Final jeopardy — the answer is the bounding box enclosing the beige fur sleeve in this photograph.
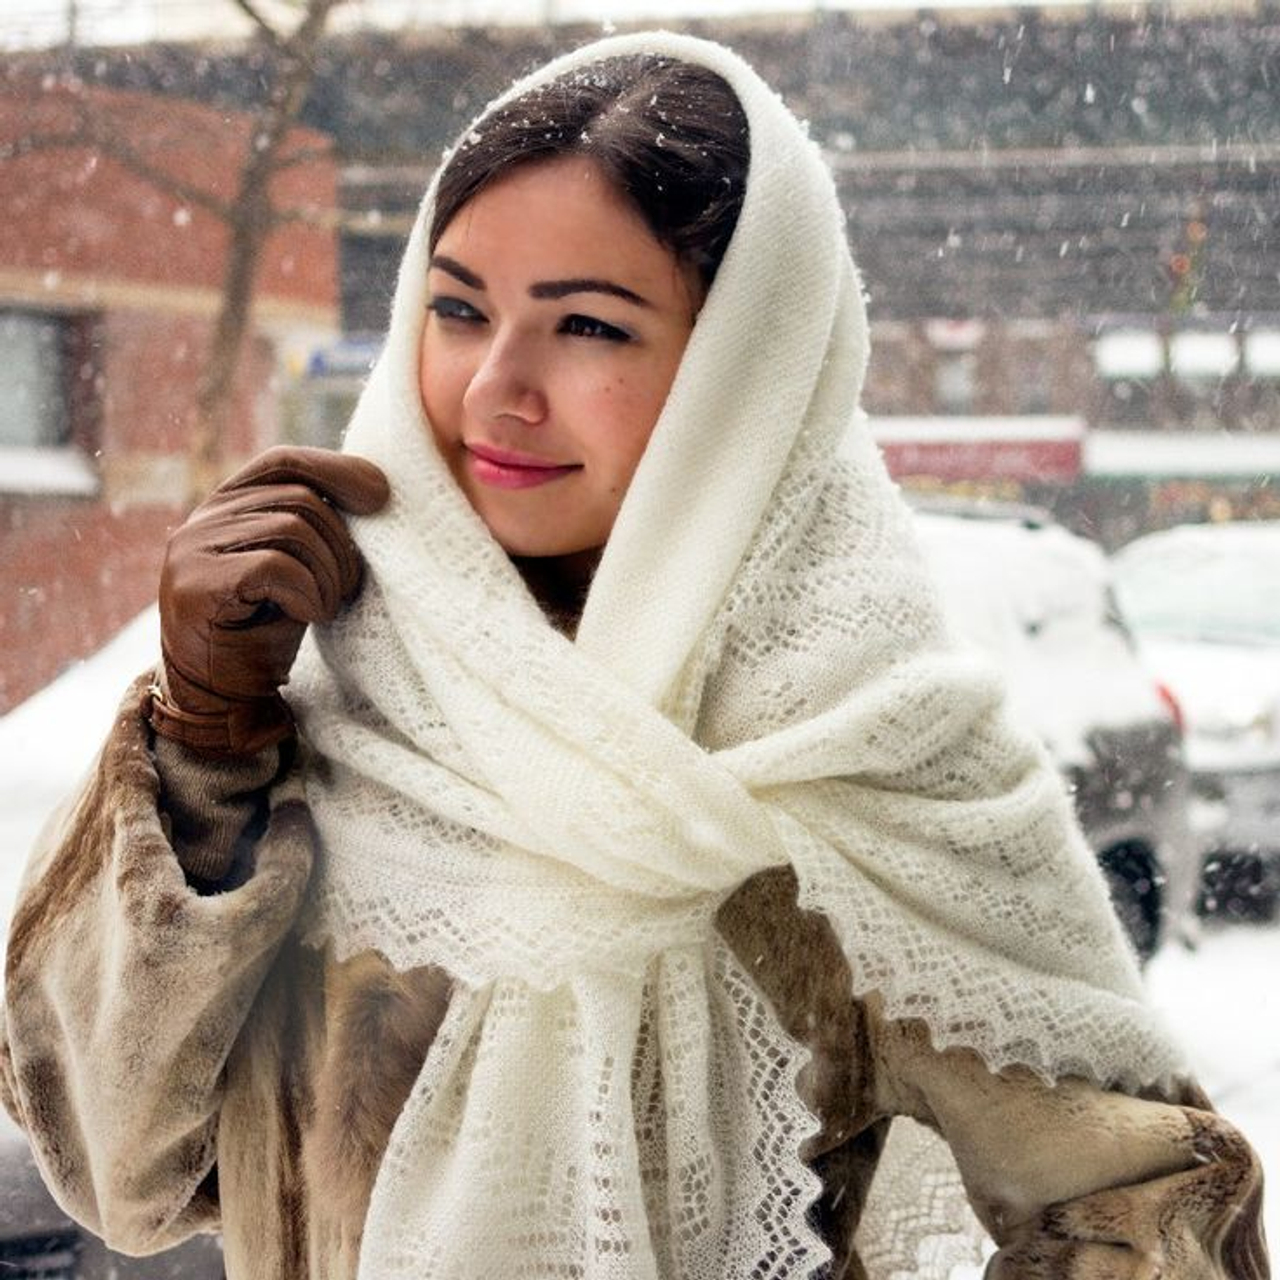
[870,1005,1269,1278]
[0,679,315,1256]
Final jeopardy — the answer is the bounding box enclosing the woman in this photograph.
[1,31,1266,1280]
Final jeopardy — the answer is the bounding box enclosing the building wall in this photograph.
[0,82,338,712]
[0,499,175,709]
[0,83,336,308]
[864,318,1096,418]
[864,316,1280,427]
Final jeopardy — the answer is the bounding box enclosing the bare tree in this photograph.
[188,0,347,502]
[3,0,348,505]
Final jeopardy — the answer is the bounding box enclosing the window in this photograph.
[1169,332,1239,385]
[0,310,70,448]
[926,319,982,415]
[1244,330,1280,378]
[934,351,977,415]
[1094,330,1163,381]
[1094,330,1162,425]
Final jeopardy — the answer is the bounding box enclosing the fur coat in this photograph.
[0,673,1268,1278]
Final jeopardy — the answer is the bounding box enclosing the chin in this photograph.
[483,518,602,562]
[500,538,591,561]
[495,533,609,577]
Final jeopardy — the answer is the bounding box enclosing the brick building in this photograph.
[0,81,338,712]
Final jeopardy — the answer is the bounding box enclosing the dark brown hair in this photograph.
[430,55,750,292]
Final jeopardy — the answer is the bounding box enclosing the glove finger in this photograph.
[163,520,336,626]
[204,618,307,699]
[215,507,352,615]
[202,485,366,603]
[214,547,332,627]
[216,445,390,517]
[1042,1134,1258,1247]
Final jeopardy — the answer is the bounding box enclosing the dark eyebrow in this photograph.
[529,278,651,307]
[429,254,484,290]
[430,254,650,308]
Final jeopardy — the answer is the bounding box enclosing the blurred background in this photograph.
[0,0,1277,1275]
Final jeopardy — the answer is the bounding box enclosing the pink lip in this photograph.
[465,442,580,491]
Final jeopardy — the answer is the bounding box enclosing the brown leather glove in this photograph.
[148,446,390,758]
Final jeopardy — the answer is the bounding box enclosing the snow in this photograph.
[1147,923,1280,1261]
[0,607,159,930]
[1133,638,1280,771]
[0,608,1276,1257]
[1114,521,1280,770]
[1169,331,1240,378]
[1095,329,1163,378]
[1086,430,1280,477]
[1149,924,1280,1161]
[914,512,1167,767]
[1117,518,1280,565]
[0,445,101,496]
[1,0,1175,51]
[1246,330,1280,376]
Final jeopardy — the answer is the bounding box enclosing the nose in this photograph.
[462,329,548,427]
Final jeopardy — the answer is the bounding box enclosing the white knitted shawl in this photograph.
[288,30,1185,1280]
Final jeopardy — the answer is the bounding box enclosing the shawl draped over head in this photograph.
[288,29,1185,1280]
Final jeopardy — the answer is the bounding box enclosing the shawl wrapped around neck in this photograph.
[287,29,1185,1280]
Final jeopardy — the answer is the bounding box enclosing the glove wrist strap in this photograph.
[143,678,293,758]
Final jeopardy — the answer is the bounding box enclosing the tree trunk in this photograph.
[184,0,343,506]
[189,196,272,501]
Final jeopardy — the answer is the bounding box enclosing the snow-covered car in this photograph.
[1112,521,1280,919]
[913,505,1198,959]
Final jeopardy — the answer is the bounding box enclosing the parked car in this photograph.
[911,503,1198,959]
[1112,521,1280,920]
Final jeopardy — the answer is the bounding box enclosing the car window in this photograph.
[1116,539,1280,645]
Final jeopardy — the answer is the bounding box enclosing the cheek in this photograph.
[418,341,464,439]
[603,353,681,463]
[588,377,664,478]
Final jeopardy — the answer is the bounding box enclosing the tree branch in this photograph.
[0,112,233,220]
[229,0,286,51]
[82,119,233,218]
[268,140,337,172]
[0,129,83,161]
[270,204,414,234]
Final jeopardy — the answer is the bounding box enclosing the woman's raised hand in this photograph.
[150,446,390,757]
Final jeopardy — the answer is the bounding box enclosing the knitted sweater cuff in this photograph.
[151,730,284,886]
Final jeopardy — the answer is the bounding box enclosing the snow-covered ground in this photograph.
[0,607,162,931]
[0,609,1276,1254]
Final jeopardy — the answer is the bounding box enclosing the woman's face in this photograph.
[419,156,701,559]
